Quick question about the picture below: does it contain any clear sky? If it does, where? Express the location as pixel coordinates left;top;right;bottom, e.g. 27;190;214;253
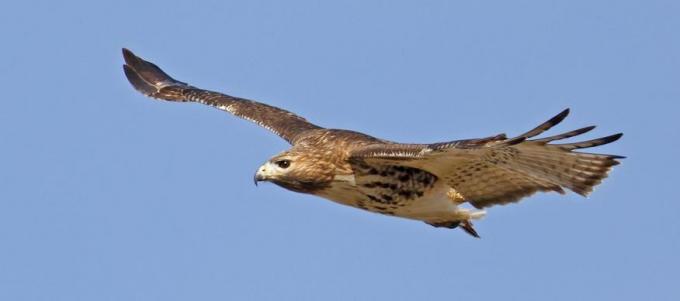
1;0;678;300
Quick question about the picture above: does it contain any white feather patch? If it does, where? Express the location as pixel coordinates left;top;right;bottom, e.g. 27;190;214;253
333;174;356;186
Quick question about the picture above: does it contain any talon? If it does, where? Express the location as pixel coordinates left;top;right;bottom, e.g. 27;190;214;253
460;220;480;238
426;220;481;238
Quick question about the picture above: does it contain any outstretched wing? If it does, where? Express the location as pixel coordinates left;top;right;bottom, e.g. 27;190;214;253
350;109;623;208
122;48;322;144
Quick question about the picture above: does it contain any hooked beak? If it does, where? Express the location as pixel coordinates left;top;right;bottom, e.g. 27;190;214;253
254;164;268;186
254;172;266;186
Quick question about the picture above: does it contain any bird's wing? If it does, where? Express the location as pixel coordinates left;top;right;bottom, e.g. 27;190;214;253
122;48;322;144
349;109;623;208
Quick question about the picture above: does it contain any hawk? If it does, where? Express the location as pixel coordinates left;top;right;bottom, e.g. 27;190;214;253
122;49;623;237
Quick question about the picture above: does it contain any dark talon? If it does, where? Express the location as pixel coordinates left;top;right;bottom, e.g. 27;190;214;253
427;220;481;238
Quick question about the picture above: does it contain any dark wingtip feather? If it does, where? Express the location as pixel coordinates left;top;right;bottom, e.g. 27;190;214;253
123;64;156;96
512;108;571;141
555;108;571;122
121;48;184;86
121;48;192;102
503;136;527;146
558;133;624;150
583;125;597;131
596;133;624;145
532;125;597;143
122;48;136;65
609;133;624;142
544;108;571;130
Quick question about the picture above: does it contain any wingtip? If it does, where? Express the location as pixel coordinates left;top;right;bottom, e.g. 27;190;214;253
513;108;572;141
121;48;153;72
600;133;624;145
532;125;598;143
120;48;189;97
583;125;597;132
553;108;571;123
122;48;137;65
123;64;156;96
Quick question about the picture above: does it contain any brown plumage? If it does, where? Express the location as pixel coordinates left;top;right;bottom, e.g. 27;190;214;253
122;48;624;237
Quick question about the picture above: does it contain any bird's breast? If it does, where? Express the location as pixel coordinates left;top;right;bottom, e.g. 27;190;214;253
317;164;443;217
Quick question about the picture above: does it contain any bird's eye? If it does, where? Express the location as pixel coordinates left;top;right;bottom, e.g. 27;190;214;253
275;160;291;169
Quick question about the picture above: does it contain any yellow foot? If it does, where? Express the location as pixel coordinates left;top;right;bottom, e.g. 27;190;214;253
447;189;466;205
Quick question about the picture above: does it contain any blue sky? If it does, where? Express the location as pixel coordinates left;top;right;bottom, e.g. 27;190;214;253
1;0;678;300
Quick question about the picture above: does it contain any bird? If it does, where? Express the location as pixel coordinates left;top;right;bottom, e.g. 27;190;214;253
122;48;623;237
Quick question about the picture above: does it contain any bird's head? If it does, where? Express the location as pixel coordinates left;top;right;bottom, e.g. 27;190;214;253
254;150;333;193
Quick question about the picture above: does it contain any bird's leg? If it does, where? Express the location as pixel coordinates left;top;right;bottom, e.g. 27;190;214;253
426;220;481;238
426;197;486;237
428;221;461;228
459;220;480;238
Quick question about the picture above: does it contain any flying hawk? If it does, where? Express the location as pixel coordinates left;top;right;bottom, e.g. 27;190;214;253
122;49;623;237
